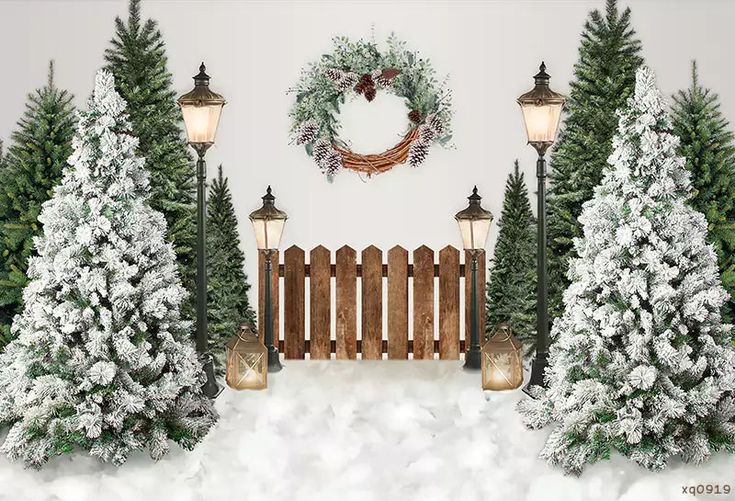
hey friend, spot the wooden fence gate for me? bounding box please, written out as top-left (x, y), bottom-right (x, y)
top-left (258, 246), bottom-right (486, 359)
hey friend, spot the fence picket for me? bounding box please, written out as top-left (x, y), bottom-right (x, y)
top-left (335, 246), bottom-right (357, 359)
top-left (310, 246), bottom-right (331, 359)
top-left (361, 246), bottom-right (383, 359)
top-left (284, 246), bottom-right (305, 359)
top-left (439, 246), bottom-right (460, 359)
top-left (387, 246), bottom-right (409, 359)
top-left (413, 246), bottom-right (434, 359)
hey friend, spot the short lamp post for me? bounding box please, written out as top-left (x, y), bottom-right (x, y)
top-left (517, 62), bottom-right (566, 394)
top-left (455, 186), bottom-right (493, 370)
top-left (249, 187), bottom-right (287, 372)
top-left (178, 62), bottom-right (226, 399)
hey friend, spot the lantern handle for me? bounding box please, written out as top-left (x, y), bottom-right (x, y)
top-left (492, 323), bottom-right (513, 342)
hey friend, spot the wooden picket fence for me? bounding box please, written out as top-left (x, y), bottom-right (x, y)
top-left (258, 246), bottom-right (486, 359)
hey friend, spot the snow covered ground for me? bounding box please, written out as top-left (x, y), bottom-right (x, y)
top-left (1, 360), bottom-right (734, 501)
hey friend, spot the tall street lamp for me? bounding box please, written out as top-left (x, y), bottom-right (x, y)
top-left (249, 186), bottom-right (288, 372)
top-left (517, 62), bottom-right (566, 393)
top-left (455, 186), bottom-right (493, 370)
top-left (178, 62), bottom-right (226, 398)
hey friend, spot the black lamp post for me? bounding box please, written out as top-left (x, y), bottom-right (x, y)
top-left (455, 187), bottom-right (493, 370)
top-left (517, 62), bottom-right (566, 394)
top-left (249, 187), bottom-right (287, 372)
top-left (177, 63), bottom-right (226, 399)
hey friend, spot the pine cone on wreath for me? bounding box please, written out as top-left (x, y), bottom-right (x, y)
top-left (312, 138), bottom-right (331, 164)
top-left (371, 69), bottom-right (384, 85)
top-left (322, 150), bottom-right (343, 176)
top-left (374, 68), bottom-right (401, 87)
top-left (426, 113), bottom-right (445, 136)
top-left (364, 85), bottom-right (377, 102)
top-left (341, 72), bottom-right (359, 90)
top-left (408, 139), bottom-right (429, 167)
top-left (418, 124), bottom-right (436, 143)
top-left (324, 68), bottom-right (345, 84)
top-left (408, 110), bottom-right (422, 124)
top-left (355, 73), bottom-right (376, 100)
top-left (296, 120), bottom-right (320, 145)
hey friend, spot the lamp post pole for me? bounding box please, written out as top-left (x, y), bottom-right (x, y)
top-left (526, 148), bottom-right (550, 391)
top-left (464, 249), bottom-right (482, 370)
top-left (516, 62), bottom-right (566, 396)
top-left (264, 249), bottom-right (282, 372)
top-left (195, 146), bottom-right (221, 398)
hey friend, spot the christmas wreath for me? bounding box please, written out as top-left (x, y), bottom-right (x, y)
top-left (289, 34), bottom-right (453, 180)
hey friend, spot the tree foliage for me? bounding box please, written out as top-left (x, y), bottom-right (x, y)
top-left (486, 161), bottom-right (536, 354)
top-left (0, 62), bottom-right (76, 347)
top-left (520, 68), bottom-right (735, 475)
top-left (207, 166), bottom-right (256, 373)
top-left (672, 62), bottom-right (735, 321)
top-left (0, 71), bottom-right (215, 468)
top-left (104, 0), bottom-right (196, 318)
top-left (547, 0), bottom-right (643, 321)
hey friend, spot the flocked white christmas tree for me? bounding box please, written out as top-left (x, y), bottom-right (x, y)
top-left (519, 67), bottom-right (735, 474)
top-left (0, 70), bottom-right (216, 468)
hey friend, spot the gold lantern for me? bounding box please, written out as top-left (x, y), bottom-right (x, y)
top-left (481, 323), bottom-right (523, 390)
top-left (225, 325), bottom-right (268, 390)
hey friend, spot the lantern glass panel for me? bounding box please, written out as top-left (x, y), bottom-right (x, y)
top-left (181, 103), bottom-right (223, 145)
top-left (520, 101), bottom-right (563, 145)
top-left (251, 218), bottom-right (286, 251)
top-left (457, 217), bottom-right (493, 251)
top-left (481, 324), bottom-right (523, 390)
top-left (225, 327), bottom-right (268, 390)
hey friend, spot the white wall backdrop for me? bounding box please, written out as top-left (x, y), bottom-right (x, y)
top-left (0, 0), bottom-right (734, 323)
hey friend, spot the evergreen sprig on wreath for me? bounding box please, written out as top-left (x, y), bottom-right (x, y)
top-left (289, 34), bottom-right (453, 180)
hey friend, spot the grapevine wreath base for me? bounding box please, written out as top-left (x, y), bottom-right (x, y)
top-left (289, 34), bottom-right (453, 180)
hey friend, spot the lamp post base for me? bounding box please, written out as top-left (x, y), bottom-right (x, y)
top-left (267, 347), bottom-right (283, 373)
top-left (522, 351), bottom-right (548, 398)
top-left (201, 355), bottom-right (223, 399)
top-left (463, 348), bottom-right (482, 371)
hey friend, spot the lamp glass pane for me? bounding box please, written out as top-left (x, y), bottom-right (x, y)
top-left (520, 102), bottom-right (563, 144)
top-left (181, 103), bottom-right (223, 144)
top-left (251, 218), bottom-right (286, 250)
top-left (458, 218), bottom-right (492, 250)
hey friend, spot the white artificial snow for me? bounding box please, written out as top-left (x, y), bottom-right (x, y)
top-left (1, 360), bottom-right (733, 501)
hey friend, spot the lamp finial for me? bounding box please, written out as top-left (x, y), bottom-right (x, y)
top-left (468, 186), bottom-right (481, 203)
top-left (194, 63), bottom-right (210, 86)
top-left (263, 186), bottom-right (275, 204)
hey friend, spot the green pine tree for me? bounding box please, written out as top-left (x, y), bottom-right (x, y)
top-left (547, 0), bottom-right (643, 320)
top-left (0, 62), bottom-right (76, 347)
top-left (208, 166), bottom-right (256, 374)
top-left (672, 61), bottom-right (735, 321)
top-left (104, 0), bottom-right (197, 319)
top-left (486, 161), bottom-right (537, 354)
